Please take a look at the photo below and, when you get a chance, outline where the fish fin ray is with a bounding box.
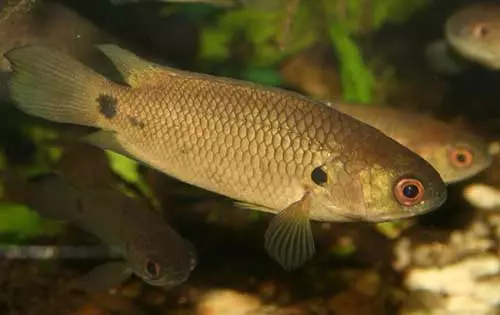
[67,261,132,292]
[234,201,274,213]
[96,44,160,88]
[5,45,114,128]
[264,193,315,271]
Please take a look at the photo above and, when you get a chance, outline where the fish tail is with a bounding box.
[5,45,117,129]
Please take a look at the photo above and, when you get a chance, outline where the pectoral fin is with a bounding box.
[67,261,133,292]
[264,192,315,271]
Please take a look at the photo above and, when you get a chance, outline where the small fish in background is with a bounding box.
[12,172,197,292]
[325,102,493,185]
[0,0,116,70]
[0,0,119,103]
[278,44,492,184]
[445,3,500,70]
[5,44,447,271]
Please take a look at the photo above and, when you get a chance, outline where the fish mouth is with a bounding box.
[316,187,447,222]
[363,190,448,222]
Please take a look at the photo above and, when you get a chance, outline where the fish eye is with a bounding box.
[311,166,328,186]
[145,258,161,280]
[472,23,489,39]
[394,178,425,207]
[450,147,473,168]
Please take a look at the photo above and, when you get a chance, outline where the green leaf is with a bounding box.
[105,152,160,209]
[0,203,63,240]
[327,22,375,103]
[241,68,282,86]
[106,151,140,184]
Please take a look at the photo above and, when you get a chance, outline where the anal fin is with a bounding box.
[67,261,133,293]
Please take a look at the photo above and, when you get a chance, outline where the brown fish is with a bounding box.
[326,102,492,184]
[21,172,197,292]
[0,0,116,103]
[0,0,114,69]
[446,3,500,70]
[5,44,447,270]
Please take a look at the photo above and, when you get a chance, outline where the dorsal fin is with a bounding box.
[96,44,162,88]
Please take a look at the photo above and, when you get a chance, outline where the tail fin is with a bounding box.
[5,45,119,129]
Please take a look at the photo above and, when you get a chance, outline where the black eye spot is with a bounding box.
[145,259,160,279]
[402,184,419,199]
[311,167,328,186]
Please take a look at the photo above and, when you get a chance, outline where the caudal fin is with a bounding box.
[5,45,118,129]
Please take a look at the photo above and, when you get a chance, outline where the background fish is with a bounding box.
[0,0,115,70]
[0,0,116,103]
[5,44,447,270]
[14,172,197,292]
[445,3,500,70]
[326,102,492,184]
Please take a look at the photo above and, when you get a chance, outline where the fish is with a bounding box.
[0,0,112,103]
[325,102,492,184]
[0,0,114,71]
[5,44,447,270]
[424,39,470,76]
[445,3,500,70]
[19,172,197,292]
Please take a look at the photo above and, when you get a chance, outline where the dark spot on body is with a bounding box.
[128,115,145,129]
[96,94,118,119]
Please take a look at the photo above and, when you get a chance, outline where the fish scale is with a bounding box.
[111,82,336,211]
[5,44,447,270]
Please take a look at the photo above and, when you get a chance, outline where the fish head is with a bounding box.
[308,133,447,222]
[125,223,197,288]
[445,3,500,69]
[413,132,492,184]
